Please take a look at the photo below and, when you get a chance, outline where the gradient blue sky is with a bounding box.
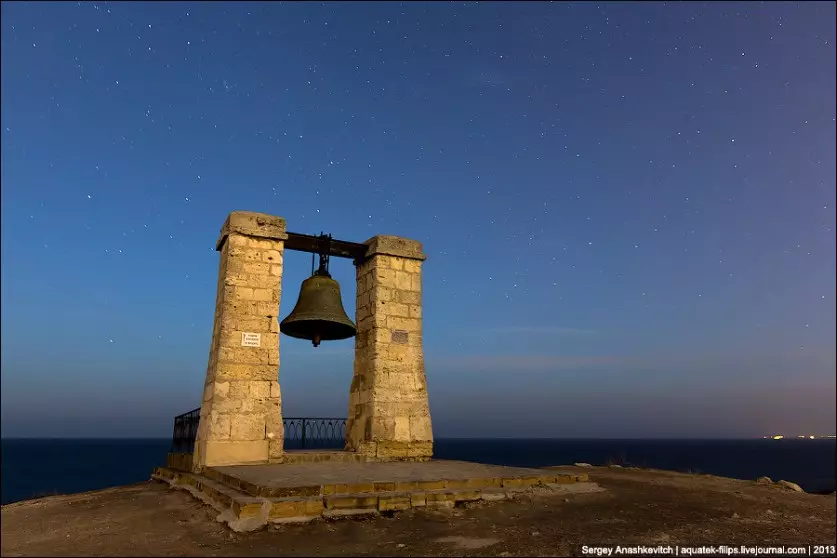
[1,1,835,439]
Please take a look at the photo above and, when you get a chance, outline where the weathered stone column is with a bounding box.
[346,235,433,461]
[193,211,287,471]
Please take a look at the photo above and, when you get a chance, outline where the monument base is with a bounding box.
[166,447,433,474]
[151,460,593,532]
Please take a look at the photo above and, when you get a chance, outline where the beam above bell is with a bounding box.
[284,232,367,263]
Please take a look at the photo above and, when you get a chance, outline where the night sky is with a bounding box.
[1,1,834,439]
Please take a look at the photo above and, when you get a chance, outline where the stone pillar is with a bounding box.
[193,211,287,471]
[346,235,433,461]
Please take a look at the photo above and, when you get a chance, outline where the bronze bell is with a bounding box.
[279,248,356,347]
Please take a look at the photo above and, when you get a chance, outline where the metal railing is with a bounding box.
[169,408,346,452]
[170,408,200,453]
[283,417,346,450]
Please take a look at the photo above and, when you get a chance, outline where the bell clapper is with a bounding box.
[313,334,321,348]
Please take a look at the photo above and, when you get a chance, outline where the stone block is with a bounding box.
[254,301,280,316]
[223,274,249,287]
[233,501,265,519]
[265,411,284,439]
[403,259,422,273]
[386,302,410,317]
[373,481,396,492]
[236,317,272,333]
[411,274,422,292]
[376,443,408,459]
[373,255,391,268]
[234,286,255,300]
[247,237,284,250]
[373,267,396,287]
[357,313,388,331]
[370,417,396,440]
[252,288,274,302]
[239,398,275,413]
[425,491,456,505]
[218,347,270,365]
[394,481,419,491]
[216,211,287,251]
[378,493,411,511]
[230,413,267,441]
[387,316,421,333]
[214,381,231,398]
[446,477,501,490]
[261,250,283,264]
[480,490,507,502]
[228,247,269,264]
[385,343,415,363]
[551,474,574,484]
[407,441,433,458]
[207,413,232,440]
[363,235,426,261]
[393,416,410,441]
[214,363,277,382]
[356,304,370,322]
[501,476,540,489]
[501,478,524,489]
[410,492,427,506]
[203,382,214,402]
[249,381,271,399]
[322,482,376,495]
[394,290,421,305]
[268,498,324,520]
[208,398,242,414]
[199,440,268,467]
[394,271,413,291]
[268,439,284,460]
[227,381,251,400]
[454,490,482,502]
[409,416,433,442]
[324,495,379,510]
[226,259,271,276]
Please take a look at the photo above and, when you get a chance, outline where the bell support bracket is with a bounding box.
[284,232,368,265]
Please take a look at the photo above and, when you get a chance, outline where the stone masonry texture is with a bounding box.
[346,235,433,461]
[193,211,288,470]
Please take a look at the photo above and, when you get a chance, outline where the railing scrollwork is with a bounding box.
[169,408,346,452]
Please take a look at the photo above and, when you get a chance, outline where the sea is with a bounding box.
[1,438,834,505]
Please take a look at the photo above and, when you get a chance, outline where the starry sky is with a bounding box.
[1,1,835,439]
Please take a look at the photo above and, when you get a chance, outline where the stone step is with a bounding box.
[281,450,366,464]
[201,466,588,499]
[151,466,594,532]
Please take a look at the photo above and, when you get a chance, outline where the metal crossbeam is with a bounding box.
[284,232,367,263]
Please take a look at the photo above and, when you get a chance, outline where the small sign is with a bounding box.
[391,330,409,344]
[241,332,261,347]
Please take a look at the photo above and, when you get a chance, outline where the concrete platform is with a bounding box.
[152,458,594,532]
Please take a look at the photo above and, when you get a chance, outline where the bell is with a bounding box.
[279,252,356,347]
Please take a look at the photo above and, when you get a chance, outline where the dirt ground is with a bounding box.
[1,466,835,557]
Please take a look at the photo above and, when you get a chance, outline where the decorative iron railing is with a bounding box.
[170,408,200,453]
[169,408,346,452]
[283,417,347,450]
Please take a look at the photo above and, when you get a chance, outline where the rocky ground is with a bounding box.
[1,466,835,557]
